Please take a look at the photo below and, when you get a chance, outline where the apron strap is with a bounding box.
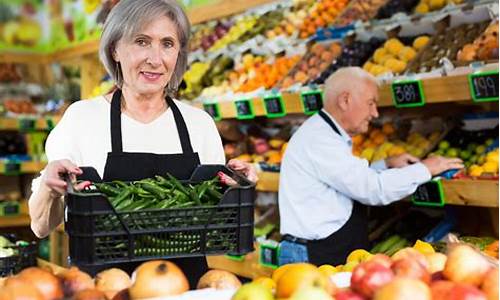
[318,110,341,136]
[109,89,195,154]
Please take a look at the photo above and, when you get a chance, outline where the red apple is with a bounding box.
[351,261,395,298]
[368,254,392,268]
[391,248,429,270]
[447,283,487,300]
[373,278,431,300]
[392,258,431,283]
[430,280,455,299]
[335,289,366,300]
[443,245,491,286]
[481,268,499,300]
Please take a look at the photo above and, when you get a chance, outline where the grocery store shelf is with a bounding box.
[0,51,52,64]
[256,171,499,207]
[0,201,30,228]
[207,250,273,279]
[0,116,60,131]
[195,73,493,120]
[0,161,46,175]
[442,179,499,207]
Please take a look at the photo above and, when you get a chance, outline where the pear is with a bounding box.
[232,283,274,300]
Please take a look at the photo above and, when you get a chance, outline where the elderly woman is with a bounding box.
[28,0,256,286]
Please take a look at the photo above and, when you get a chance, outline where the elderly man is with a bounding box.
[278,67,463,266]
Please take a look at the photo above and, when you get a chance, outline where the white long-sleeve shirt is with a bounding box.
[279,109,431,240]
[31,96,225,193]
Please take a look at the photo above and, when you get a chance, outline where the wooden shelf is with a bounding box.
[0,116,60,131]
[0,161,46,175]
[195,73,494,120]
[207,249,273,279]
[0,214,31,228]
[256,171,499,208]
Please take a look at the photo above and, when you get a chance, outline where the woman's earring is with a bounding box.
[115,62,121,82]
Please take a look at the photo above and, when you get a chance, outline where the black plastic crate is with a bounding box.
[64,165,255,275]
[0,242,38,276]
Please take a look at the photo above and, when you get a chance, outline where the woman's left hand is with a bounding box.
[218,159,259,186]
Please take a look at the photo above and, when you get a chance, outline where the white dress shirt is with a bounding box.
[279,109,431,240]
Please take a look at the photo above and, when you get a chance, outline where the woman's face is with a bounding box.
[114,16,180,95]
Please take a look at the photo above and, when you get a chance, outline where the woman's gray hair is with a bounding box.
[99,0,190,96]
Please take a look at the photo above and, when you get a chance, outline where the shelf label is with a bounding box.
[4,162,21,175]
[412,178,445,207]
[300,90,323,115]
[18,118,36,132]
[259,243,280,269]
[0,202,20,216]
[391,80,426,108]
[225,254,245,261]
[263,94,286,118]
[468,71,499,102]
[203,103,221,121]
[234,99,255,120]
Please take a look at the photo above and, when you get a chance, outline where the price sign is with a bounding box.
[412,178,445,207]
[263,94,286,118]
[259,243,280,269]
[4,162,21,175]
[234,99,255,120]
[468,71,499,102]
[203,103,221,121]
[300,90,323,115]
[18,118,36,132]
[391,80,425,108]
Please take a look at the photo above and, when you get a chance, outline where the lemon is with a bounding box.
[486,151,499,164]
[413,240,435,254]
[468,165,484,177]
[347,249,373,263]
[482,161,498,173]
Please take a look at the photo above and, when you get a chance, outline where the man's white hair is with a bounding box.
[323,67,379,104]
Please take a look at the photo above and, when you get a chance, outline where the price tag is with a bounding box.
[234,99,255,120]
[263,94,286,118]
[18,118,36,132]
[468,71,499,102]
[259,243,280,269]
[4,162,21,175]
[391,80,426,108]
[225,254,245,261]
[412,178,445,207]
[203,103,221,121]
[300,90,323,115]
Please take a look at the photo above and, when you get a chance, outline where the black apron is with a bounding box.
[306,111,369,266]
[102,89,207,288]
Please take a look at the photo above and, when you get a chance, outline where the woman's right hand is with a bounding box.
[42,159,90,197]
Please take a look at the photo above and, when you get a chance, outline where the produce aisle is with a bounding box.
[0,0,498,299]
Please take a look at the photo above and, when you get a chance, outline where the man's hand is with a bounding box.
[422,155,464,176]
[385,153,420,168]
[218,159,259,186]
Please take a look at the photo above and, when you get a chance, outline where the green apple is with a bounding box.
[467,143,478,153]
[232,283,274,300]
[459,150,472,160]
[485,138,494,147]
[290,287,333,300]
[475,145,487,155]
[469,155,478,164]
[446,148,459,158]
[438,141,450,150]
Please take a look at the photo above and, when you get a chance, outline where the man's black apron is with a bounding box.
[102,89,207,288]
[306,111,370,266]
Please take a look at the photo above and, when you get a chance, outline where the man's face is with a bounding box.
[345,80,379,135]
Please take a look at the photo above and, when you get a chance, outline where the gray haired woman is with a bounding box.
[28,0,257,287]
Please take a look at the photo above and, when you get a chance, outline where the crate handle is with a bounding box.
[63,173,76,195]
[224,167,253,187]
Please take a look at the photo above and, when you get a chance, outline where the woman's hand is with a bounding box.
[42,159,90,196]
[218,159,259,186]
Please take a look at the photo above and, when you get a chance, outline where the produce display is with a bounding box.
[298,0,350,39]
[457,20,499,62]
[334,0,388,26]
[279,41,342,88]
[414,0,463,14]
[407,21,489,73]
[190,20,233,52]
[0,64,21,82]
[375,0,420,19]
[265,0,314,39]
[363,37,425,76]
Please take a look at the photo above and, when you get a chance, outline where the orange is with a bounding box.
[275,263,327,298]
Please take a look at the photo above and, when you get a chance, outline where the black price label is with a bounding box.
[203,103,221,121]
[259,243,280,269]
[300,91,323,115]
[468,71,499,102]
[18,118,36,132]
[263,94,286,118]
[4,162,21,175]
[391,80,425,108]
[235,99,255,120]
[412,179,445,207]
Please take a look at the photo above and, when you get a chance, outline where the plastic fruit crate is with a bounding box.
[0,241,38,277]
[64,165,255,275]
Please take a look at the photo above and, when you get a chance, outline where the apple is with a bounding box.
[425,252,447,273]
[368,254,392,268]
[335,289,365,300]
[392,258,431,283]
[430,280,455,299]
[290,286,333,300]
[351,261,395,298]
[443,245,491,286]
[231,283,274,300]
[276,264,329,299]
[481,268,499,300]
[447,283,487,300]
[391,248,429,270]
[373,278,431,300]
